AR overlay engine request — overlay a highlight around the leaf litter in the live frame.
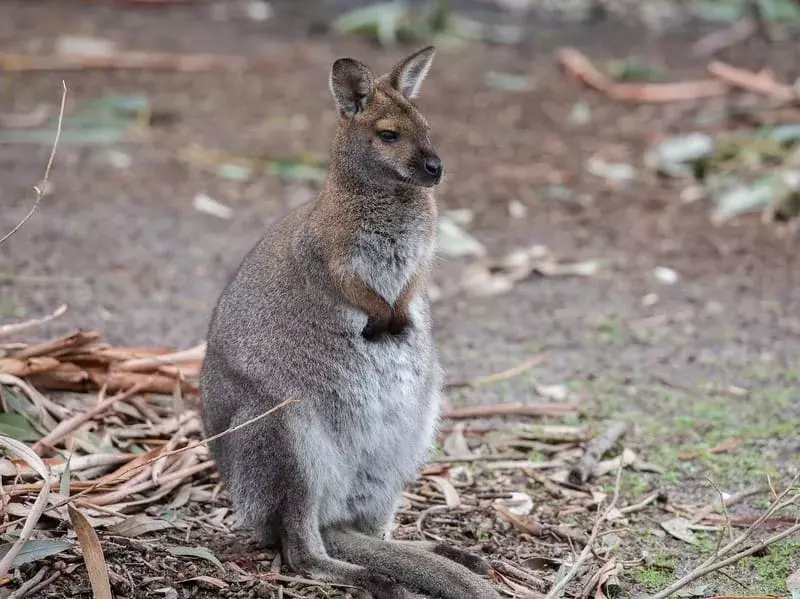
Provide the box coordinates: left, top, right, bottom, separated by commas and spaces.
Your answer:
1, 315, 798, 597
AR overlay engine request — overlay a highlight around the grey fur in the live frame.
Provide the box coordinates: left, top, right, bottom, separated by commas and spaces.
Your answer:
200, 47, 500, 599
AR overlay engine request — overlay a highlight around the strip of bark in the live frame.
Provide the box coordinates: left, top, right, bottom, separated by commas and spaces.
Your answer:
569, 421, 629, 484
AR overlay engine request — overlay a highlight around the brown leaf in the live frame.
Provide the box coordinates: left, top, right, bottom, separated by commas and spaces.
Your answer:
178, 575, 229, 589
709, 438, 743, 455
68, 504, 112, 599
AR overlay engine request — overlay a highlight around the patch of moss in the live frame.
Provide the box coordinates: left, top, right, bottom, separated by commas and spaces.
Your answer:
631, 555, 677, 592
737, 539, 800, 594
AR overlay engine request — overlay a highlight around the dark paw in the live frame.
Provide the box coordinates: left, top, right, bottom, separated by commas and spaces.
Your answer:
388, 313, 411, 336
433, 544, 493, 575
364, 573, 410, 599
362, 317, 389, 341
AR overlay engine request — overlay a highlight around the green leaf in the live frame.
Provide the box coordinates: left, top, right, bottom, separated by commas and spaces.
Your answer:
696, 0, 748, 21
0, 539, 72, 568
331, 3, 410, 46
484, 71, 532, 92
60, 453, 72, 498
712, 175, 779, 223
267, 160, 326, 183
167, 546, 224, 572
0, 413, 39, 441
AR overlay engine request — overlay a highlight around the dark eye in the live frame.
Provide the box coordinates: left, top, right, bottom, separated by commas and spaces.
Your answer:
378, 131, 398, 143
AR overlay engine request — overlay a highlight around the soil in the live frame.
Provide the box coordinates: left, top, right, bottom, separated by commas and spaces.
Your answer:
1, 1, 798, 598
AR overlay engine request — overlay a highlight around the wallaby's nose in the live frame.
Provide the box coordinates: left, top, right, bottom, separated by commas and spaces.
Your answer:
423, 155, 443, 178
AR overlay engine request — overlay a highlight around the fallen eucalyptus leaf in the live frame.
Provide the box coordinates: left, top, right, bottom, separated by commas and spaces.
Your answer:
586, 158, 636, 183
0, 539, 72, 568
167, 545, 225, 572
660, 517, 699, 545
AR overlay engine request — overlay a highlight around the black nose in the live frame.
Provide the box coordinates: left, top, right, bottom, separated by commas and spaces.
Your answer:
423, 155, 443, 178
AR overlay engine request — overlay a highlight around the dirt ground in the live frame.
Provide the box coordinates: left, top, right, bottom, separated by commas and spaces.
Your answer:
1, 1, 799, 598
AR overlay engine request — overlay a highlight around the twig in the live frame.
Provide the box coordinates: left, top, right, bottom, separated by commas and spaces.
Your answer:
648, 474, 800, 599
690, 487, 764, 523
115, 342, 206, 372
445, 353, 546, 389
16, 570, 61, 598
32, 379, 150, 454
0, 304, 67, 340
647, 521, 800, 599
6, 567, 48, 599
569, 421, 629, 484
45, 397, 298, 512
443, 403, 577, 420
556, 48, 728, 103
706, 478, 734, 540
693, 19, 757, 57
619, 489, 664, 515
0, 81, 67, 245
708, 61, 797, 101
544, 465, 624, 599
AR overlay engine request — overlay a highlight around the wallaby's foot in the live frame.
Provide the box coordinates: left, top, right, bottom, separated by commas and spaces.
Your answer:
362, 573, 410, 599
388, 312, 411, 336
431, 544, 493, 576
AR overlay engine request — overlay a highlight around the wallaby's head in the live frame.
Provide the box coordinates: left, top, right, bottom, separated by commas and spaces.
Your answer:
329, 46, 442, 188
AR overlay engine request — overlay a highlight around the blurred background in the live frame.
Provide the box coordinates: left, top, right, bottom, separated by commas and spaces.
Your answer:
1, 2, 800, 597
2, 0, 800, 394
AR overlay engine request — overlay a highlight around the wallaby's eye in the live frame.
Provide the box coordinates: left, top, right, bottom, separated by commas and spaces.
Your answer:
378, 131, 398, 143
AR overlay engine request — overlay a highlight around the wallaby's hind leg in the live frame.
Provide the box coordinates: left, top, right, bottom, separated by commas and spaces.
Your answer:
282, 519, 409, 599
324, 528, 500, 599
393, 540, 493, 576
355, 513, 492, 576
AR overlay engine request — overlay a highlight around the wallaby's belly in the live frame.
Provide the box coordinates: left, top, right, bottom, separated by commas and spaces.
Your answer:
292, 298, 441, 531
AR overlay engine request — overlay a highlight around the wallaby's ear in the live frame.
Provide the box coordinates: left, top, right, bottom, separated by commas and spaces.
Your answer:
387, 45, 436, 99
330, 58, 374, 116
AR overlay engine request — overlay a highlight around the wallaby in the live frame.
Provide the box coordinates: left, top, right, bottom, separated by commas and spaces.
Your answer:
200, 46, 500, 599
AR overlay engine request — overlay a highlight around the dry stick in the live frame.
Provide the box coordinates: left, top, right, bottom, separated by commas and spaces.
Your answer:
6, 567, 48, 599
540, 465, 624, 599
690, 487, 764, 524
708, 60, 797, 101
569, 421, 629, 485
647, 521, 800, 599
555, 47, 728, 103
46, 397, 298, 512
443, 403, 577, 420
0, 81, 67, 245
32, 379, 150, 454
0, 304, 67, 341
445, 352, 546, 390
648, 476, 800, 599
618, 489, 663, 515
692, 19, 757, 57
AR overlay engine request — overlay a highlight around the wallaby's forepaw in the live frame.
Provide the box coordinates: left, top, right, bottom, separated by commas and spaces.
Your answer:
388, 312, 411, 336
363, 573, 410, 599
432, 544, 493, 576
362, 317, 390, 341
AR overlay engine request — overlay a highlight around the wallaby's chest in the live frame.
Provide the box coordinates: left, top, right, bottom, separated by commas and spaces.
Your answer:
349, 217, 430, 305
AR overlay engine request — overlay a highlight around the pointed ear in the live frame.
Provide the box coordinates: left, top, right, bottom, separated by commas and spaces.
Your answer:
329, 58, 374, 116
387, 45, 436, 99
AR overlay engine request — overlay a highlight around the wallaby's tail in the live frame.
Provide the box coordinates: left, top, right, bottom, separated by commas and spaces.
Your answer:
324, 529, 500, 599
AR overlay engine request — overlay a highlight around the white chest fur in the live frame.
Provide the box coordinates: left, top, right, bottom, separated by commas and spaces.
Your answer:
349, 219, 430, 305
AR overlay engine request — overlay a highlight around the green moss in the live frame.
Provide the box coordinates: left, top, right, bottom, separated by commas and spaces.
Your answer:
631, 555, 677, 592
737, 539, 800, 594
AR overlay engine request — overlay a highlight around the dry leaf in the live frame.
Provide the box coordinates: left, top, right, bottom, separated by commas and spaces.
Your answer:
0, 436, 53, 579
168, 546, 225, 572
69, 504, 112, 599
179, 575, 229, 589
661, 517, 699, 545
107, 515, 172, 537
494, 492, 534, 516
426, 476, 461, 508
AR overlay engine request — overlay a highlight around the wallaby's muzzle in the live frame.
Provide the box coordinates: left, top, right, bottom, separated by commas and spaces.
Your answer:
420, 152, 444, 186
